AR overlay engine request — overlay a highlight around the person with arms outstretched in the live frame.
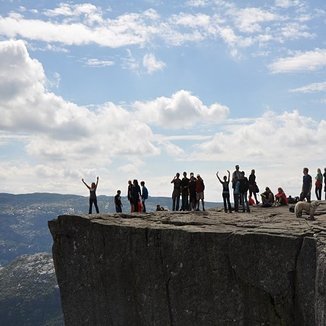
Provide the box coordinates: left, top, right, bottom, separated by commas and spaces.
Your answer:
82, 176, 99, 214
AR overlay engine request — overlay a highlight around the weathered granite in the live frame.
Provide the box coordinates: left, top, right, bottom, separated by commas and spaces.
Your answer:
49, 202, 326, 326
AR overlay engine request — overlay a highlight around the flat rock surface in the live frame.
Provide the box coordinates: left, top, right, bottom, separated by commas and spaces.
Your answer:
83, 201, 326, 238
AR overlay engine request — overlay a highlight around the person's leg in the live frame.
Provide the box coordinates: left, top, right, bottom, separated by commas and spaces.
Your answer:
234, 194, 239, 212
223, 194, 227, 212
89, 198, 93, 214
226, 194, 232, 212
142, 200, 146, 212
172, 196, 176, 211
176, 196, 180, 211
94, 198, 99, 213
244, 192, 250, 212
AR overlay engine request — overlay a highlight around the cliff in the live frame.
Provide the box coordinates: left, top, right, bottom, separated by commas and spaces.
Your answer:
49, 203, 326, 326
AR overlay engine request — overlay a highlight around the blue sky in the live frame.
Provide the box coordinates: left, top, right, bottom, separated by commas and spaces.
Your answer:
0, 0, 325, 202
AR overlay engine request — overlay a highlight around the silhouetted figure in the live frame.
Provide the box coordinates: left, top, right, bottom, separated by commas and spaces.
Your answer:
195, 174, 205, 211
131, 179, 141, 213
299, 167, 312, 202
216, 170, 232, 213
140, 181, 148, 213
82, 177, 99, 214
189, 172, 197, 211
181, 172, 190, 211
171, 173, 182, 211
114, 190, 122, 213
248, 169, 259, 205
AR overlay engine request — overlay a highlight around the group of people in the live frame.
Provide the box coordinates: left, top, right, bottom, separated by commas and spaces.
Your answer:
216, 165, 326, 214
126, 180, 149, 213
171, 172, 205, 211
81, 166, 326, 215
81, 177, 149, 214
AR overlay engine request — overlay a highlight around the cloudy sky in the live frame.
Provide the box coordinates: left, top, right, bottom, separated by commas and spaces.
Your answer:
0, 0, 325, 202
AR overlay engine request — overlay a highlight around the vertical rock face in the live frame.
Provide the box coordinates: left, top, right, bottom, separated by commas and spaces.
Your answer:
49, 208, 326, 326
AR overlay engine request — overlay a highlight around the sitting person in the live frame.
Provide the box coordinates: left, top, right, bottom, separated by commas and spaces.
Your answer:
261, 187, 274, 207
248, 195, 255, 206
274, 187, 288, 206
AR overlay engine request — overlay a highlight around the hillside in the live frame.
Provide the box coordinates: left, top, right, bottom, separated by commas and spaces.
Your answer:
0, 252, 63, 326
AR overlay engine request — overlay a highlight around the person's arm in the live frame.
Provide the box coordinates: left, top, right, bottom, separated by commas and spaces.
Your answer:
216, 172, 223, 184
227, 170, 230, 183
81, 178, 90, 189
95, 176, 99, 189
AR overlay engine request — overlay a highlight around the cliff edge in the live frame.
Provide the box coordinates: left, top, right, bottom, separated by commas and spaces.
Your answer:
49, 203, 326, 326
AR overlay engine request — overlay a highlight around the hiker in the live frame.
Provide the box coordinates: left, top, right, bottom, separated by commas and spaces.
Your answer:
299, 167, 312, 202
195, 174, 205, 211
216, 170, 232, 213
82, 177, 99, 214
114, 190, 122, 213
171, 173, 182, 211
274, 187, 288, 206
140, 181, 148, 213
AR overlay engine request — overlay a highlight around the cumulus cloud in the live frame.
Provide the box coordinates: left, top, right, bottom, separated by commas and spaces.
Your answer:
133, 90, 229, 128
269, 49, 326, 73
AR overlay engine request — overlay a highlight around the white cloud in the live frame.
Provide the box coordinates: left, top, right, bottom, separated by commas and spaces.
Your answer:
290, 82, 326, 93
0, 2, 319, 57
84, 58, 115, 67
274, 0, 301, 9
133, 90, 229, 128
231, 8, 280, 33
142, 53, 165, 74
269, 49, 326, 73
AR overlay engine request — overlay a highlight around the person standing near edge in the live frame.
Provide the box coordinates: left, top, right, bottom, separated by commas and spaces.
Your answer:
114, 190, 122, 213
216, 170, 232, 213
140, 181, 148, 213
82, 176, 99, 214
299, 167, 312, 202
171, 173, 182, 211
315, 168, 323, 200
181, 172, 190, 211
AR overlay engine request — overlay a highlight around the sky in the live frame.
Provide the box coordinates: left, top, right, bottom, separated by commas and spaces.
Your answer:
0, 0, 325, 202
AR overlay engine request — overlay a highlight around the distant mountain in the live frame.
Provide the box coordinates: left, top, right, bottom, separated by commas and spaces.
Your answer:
0, 192, 218, 266
0, 252, 63, 326
0, 192, 218, 326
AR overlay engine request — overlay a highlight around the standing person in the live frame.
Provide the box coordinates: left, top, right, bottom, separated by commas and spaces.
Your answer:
140, 181, 148, 213
248, 169, 259, 205
189, 172, 197, 211
239, 171, 250, 213
216, 170, 232, 213
127, 180, 133, 213
324, 168, 326, 200
315, 168, 323, 200
232, 165, 241, 190
171, 173, 182, 211
195, 174, 205, 211
114, 190, 122, 213
131, 179, 142, 213
181, 172, 190, 211
233, 178, 241, 212
232, 164, 242, 206
82, 177, 99, 214
299, 167, 312, 202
